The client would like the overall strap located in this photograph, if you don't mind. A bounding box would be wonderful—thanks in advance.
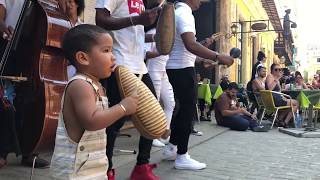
[60,74,101,109]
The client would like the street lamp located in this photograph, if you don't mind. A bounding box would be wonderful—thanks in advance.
[230,24,238,36]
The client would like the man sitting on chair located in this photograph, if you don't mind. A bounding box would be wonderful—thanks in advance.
[214,82,268,132]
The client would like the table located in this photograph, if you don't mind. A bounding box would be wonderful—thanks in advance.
[197,84,223,106]
[198,83,212,105]
[282,90,320,131]
[210,84,223,100]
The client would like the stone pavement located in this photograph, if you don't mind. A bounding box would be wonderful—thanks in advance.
[1,120,320,180]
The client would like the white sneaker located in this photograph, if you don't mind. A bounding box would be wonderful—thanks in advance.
[174,153,207,170]
[162,143,177,161]
[159,136,170,145]
[152,139,165,147]
[191,129,203,136]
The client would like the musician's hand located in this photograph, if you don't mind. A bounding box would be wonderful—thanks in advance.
[215,54,234,67]
[136,7,161,26]
[7,26,14,40]
[120,94,139,115]
[0,22,12,40]
[202,59,217,68]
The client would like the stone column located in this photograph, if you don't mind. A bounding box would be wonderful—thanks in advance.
[83,0,96,24]
[241,22,250,83]
[215,0,232,84]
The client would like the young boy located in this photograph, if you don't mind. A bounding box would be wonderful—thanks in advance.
[50,24,138,179]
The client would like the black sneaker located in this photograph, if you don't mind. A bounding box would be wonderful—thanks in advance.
[191,129,203,136]
[252,125,269,132]
[21,155,49,169]
[200,116,210,121]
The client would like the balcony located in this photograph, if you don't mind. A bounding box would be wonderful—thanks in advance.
[274,32,294,65]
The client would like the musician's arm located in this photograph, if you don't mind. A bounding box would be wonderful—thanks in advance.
[96,7,160,31]
[181,32,234,66]
[146,51,160,60]
[0,4,7,33]
[199,38,214,48]
[145,34,154,43]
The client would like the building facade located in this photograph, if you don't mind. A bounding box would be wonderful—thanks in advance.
[215,0,277,85]
[82,0,280,86]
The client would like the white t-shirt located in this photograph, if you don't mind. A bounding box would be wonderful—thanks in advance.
[0,0,25,29]
[145,28,169,72]
[166,2,196,69]
[96,0,147,74]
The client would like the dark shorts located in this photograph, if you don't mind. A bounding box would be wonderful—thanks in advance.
[273,94,287,107]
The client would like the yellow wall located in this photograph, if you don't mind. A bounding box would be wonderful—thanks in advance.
[83,0,96,24]
[217,0,277,85]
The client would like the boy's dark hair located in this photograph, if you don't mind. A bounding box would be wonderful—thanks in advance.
[257,51,266,61]
[75,0,85,16]
[227,82,239,91]
[62,24,108,66]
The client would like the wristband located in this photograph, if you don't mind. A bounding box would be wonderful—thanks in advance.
[119,103,126,114]
[215,53,220,60]
[151,34,155,42]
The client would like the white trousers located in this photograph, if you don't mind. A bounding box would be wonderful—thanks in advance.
[148,71,175,129]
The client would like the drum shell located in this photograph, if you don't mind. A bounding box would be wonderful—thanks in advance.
[115,66,168,139]
[155,3,175,55]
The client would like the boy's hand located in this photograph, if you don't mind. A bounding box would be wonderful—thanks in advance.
[120,94,139,115]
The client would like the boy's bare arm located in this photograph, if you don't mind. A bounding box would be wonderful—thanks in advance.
[67,80,137,131]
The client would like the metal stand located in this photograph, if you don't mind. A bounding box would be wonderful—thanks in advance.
[114,132,136,155]
[29,155,37,180]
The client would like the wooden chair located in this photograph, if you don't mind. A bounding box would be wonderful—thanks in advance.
[259,90,295,129]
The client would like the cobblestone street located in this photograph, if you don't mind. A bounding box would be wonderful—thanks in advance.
[1,122,320,180]
[150,129,320,180]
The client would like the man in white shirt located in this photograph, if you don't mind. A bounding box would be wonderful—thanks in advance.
[0,0,50,169]
[163,0,234,170]
[96,1,160,179]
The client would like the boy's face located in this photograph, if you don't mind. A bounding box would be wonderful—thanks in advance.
[87,33,115,79]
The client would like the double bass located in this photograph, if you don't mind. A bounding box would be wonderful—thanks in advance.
[1,0,70,155]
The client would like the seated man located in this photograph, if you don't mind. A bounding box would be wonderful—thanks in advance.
[251,66,267,119]
[214,82,268,132]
